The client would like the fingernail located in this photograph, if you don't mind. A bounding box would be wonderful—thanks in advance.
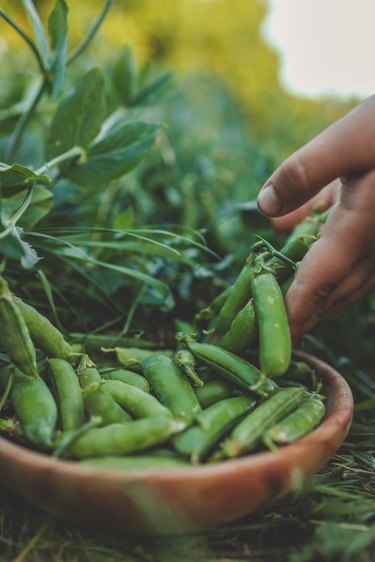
[257,183,282,216]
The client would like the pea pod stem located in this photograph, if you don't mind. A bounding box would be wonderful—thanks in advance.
[174,350,204,387]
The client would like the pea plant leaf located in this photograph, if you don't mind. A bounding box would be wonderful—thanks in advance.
[111,45,172,107]
[67,121,159,187]
[111,44,138,107]
[47,0,68,98]
[0,226,40,268]
[2,186,53,229]
[130,71,172,106]
[0,163,50,195]
[46,68,106,160]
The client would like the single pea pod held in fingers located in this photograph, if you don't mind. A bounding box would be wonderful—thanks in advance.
[251,265,291,377]
[0,277,38,379]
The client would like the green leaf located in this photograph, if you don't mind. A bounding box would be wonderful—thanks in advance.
[22,0,49,63]
[131,71,172,106]
[0,225,40,268]
[113,207,134,230]
[111,44,137,106]
[19,238,41,269]
[0,228,25,260]
[48,0,68,98]
[2,186,53,229]
[46,68,106,160]
[54,246,173,308]
[0,163,50,195]
[67,121,159,187]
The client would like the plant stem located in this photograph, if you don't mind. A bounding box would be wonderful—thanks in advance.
[36,146,84,175]
[5,78,46,163]
[0,9,46,75]
[67,0,113,65]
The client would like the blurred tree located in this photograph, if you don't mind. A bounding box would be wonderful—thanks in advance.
[1,0,357,159]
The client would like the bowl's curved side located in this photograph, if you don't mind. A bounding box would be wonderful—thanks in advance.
[0,352,353,534]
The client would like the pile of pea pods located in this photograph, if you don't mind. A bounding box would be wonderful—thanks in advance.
[0,213,329,469]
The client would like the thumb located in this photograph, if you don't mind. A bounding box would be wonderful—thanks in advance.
[257,95,375,217]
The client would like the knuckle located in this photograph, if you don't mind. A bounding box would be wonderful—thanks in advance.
[278,153,312,199]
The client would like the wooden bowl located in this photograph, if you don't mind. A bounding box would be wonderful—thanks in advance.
[0,352,353,535]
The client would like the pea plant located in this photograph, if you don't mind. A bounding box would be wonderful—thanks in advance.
[0,0,200,334]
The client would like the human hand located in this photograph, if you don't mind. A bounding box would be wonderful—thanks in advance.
[257,96,375,341]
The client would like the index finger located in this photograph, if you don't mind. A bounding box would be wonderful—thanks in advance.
[257,95,375,217]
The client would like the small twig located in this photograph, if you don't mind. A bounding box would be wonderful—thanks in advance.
[67,0,113,65]
[0,9,47,74]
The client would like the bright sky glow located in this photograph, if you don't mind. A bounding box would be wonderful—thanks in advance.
[263,0,375,99]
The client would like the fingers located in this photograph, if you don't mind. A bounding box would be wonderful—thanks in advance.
[257,95,375,217]
[272,180,340,233]
[284,171,375,340]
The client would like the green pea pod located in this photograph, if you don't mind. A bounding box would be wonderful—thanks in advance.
[104,380,173,420]
[263,396,325,449]
[83,382,132,425]
[80,455,190,470]
[15,299,71,359]
[251,269,291,377]
[217,298,257,354]
[78,366,102,389]
[282,361,317,390]
[174,350,204,387]
[286,207,331,244]
[100,368,150,392]
[0,366,57,446]
[103,347,174,373]
[48,359,84,431]
[195,286,232,324]
[0,277,38,378]
[213,252,256,335]
[66,416,176,459]
[223,387,305,457]
[174,396,256,462]
[70,333,158,351]
[194,379,235,409]
[141,354,201,424]
[182,339,276,397]
[267,236,310,284]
